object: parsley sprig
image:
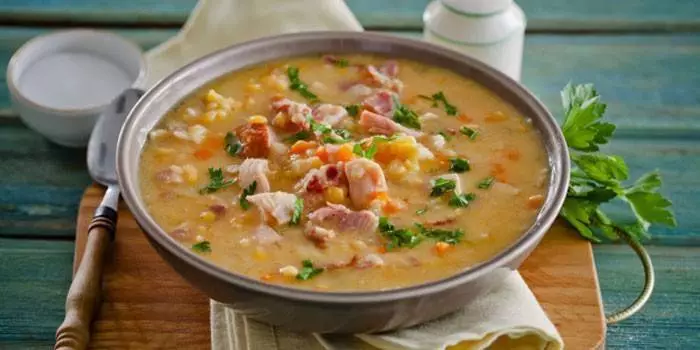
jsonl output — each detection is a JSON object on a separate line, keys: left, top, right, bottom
{"left": 379, "top": 217, "right": 464, "bottom": 250}
{"left": 200, "top": 168, "right": 236, "bottom": 194}
{"left": 290, "top": 198, "right": 304, "bottom": 225}
{"left": 239, "top": 181, "right": 257, "bottom": 210}
{"left": 287, "top": 66, "right": 319, "bottom": 103}
{"left": 558, "top": 83, "right": 676, "bottom": 242}
{"left": 191, "top": 240, "right": 212, "bottom": 253}
{"left": 419, "top": 91, "right": 458, "bottom": 116}
{"left": 296, "top": 260, "right": 324, "bottom": 280}
{"left": 224, "top": 132, "right": 242, "bottom": 156}
{"left": 392, "top": 95, "right": 422, "bottom": 130}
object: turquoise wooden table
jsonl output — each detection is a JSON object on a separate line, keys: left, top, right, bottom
{"left": 1, "top": 1, "right": 699, "bottom": 348}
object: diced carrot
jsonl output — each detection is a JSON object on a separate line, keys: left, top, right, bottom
{"left": 335, "top": 144, "right": 355, "bottom": 162}
{"left": 290, "top": 140, "right": 318, "bottom": 154}
{"left": 316, "top": 146, "right": 330, "bottom": 163}
{"left": 458, "top": 113, "right": 473, "bottom": 123}
{"left": 527, "top": 194, "right": 545, "bottom": 210}
{"left": 485, "top": 111, "right": 508, "bottom": 123}
{"left": 194, "top": 148, "right": 213, "bottom": 160}
{"left": 382, "top": 199, "right": 403, "bottom": 214}
{"left": 260, "top": 273, "right": 273, "bottom": 281}
{"left": 491, "top": 163, "right": 508, "bottom": 183}
{"left": 435, "top": 242, "right": 451, "bottom": 256}
{"left": 502, "top": 148, "right": 521, "bottom": 161}
{"left": 377, "top": 246, "right": 387, "bottom": 254}
{"left": 202, "top": 135, "right": 224, "bottom": 150}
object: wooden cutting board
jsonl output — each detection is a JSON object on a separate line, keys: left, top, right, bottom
{"left": 73, "top": 185, "right": 606, "bottom": 349}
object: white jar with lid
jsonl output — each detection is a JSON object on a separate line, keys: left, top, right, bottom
{"left": 423, "top": 0, "right": 526, "bottom": 81}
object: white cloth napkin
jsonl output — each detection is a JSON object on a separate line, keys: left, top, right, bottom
{"left": 144, "top": 0, "right": 563, "bottom": 348}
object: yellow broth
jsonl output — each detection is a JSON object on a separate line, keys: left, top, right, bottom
{"left": 139, "top": 55, "right": 549, "bottom": 291}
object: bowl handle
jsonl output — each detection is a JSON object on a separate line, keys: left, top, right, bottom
{"left": 605, "top": 229, "right": 655, "bottom": 324}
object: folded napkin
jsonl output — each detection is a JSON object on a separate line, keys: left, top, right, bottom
{"left": 144, "top": 0, "right": 563, "bottom": 348}
{"left": 211, "top": 270, "right": 562, "bottom": 350}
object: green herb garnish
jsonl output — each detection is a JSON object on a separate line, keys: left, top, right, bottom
{"left": 345, "top": 104, "right": 361, "bottom": 117}
{"left": 290, "top": 198, "right": 304, "bottom": 225}
{"left": 477, "top": 176, "right": 495, "bottom": 189}
{"left": 224, "top": 132, "right": 242, "bottom": 156}
{"left": 192, "top": 241, "right": 212, "bottom": 253}
{"left": 287, "top": 66, "right": 319, "bottom": 103}
{"left": 558, "top": 83, "right": 676, "bottom": 242}
{"left": 200, "top": 168, "right": 235, "bottom": 194}
{"left": 296, "top": 260, "right": 324, "bottom": 280}
{"left": 438, "top": 131, "right": 452, "bottom": 141}
{"left": 334, "top": 58, "right": 350, "bottom": 68}
{"left": 430, "top": 178, "right": 457, "bottom": 197}
{"left": 392, "top": 95, "right": 422, "bottom": 130}
{"left": 416, "top": 207, "right": 428, "bottom": 215}
{"left": 379, "top": 217, "right": 423, "bottom": 250}
{"left": 419, "top": 91, "right": 458, "bottom": 116}
{"left": 239, "top": 181, "right": 257, "bottom": 210}
{"left": 459, "top": 126, "right": 479, "bottom": 140}
{"left": 415, "top": 224, "right": 464, "bottom": 245}
{"left": 286, "top": 130, "right": 313, "bottom": 142}
{"left": 322, "top": 129, "right": 352, "bottom": 144}
{"left": 449, "top": 158, "right": 470, "bottom": 173}
{"left": 449, "top": 192, "right": 476, "bottom": 208}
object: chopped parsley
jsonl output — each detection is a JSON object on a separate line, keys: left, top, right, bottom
{"left": 449, "top": 158, "right": 471, "bottom": 173}
{"left": 416, "top": 207, "right": 428, "bottom": 215}
{"left": 353, "top": 142, "right": 378, "bottom": 159}
{"left": 345, "top": 104, "right": 361, "bottom": 117}
{"left": 477, "top": 176, "right": 495, "bottom": 189}
{"left": 287, "top": 66, "right": 319, "bottom": 103}
{"left": 449, "top": 192, "right": 476, "bottom": 208}
{"left": 322, "top": 129, "right": 352, "bottom": 144}
{"left": 392, "top": 95, "right": 422, "bottom": 130}
{"left": 296, "top": 260, "right": 324, "bottom": 280}
{"left": 459, "top": 126, "right": 479, "bottom": 140}
{"left": 438, "top": 131, "right": 453, "bottom": 141}
{"left": 224, "top": 132, "right": 242, "bottom": 156}
{"left": 379, "top": 217, "right": 423, "bottom": 250}
{"left": 419, "top": 91, "right": 458, "bottom": 116}
{"left": 415, "top": 224, "right": 464, "bottom": 245}
{"left": 430, "top": 178, "right": 457, "bottom": 197}
{"left": 285, "top": 130, "right": 313, "bottom": 142}
{"left": 290, "top": 198, "right": 304, "bottom": 225}
{"left": 334, "top": 58, "right": 350, "bottom": 68}
{"left": 191, "top": 241, "right": 212, "bottom": 253}
{"left": 200, "top": 168, "right": 236, "bottom": 194}
{"left": 309, "top": 118, "right": 332, "bottom": 134}
{"left": 239, "top": 181, "right": 257, "bottom": 210}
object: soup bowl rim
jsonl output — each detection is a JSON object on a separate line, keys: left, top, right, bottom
{"left": 117, "top": 31, "right": 570, "bottom": 304}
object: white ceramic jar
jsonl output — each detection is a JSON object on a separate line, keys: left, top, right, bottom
{"left": 423, "top": 0, "right": 526, "bottom": 81}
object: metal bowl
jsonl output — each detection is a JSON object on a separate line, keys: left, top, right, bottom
{"left": 117, "top": 31, "right": 569, "bottom": 333}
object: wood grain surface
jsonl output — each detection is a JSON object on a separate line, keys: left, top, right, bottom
{"left": 72, "top": 185, "right": 605, "bottom": 349}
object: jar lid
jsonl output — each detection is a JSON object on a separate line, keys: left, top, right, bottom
{"left": 441, "top": 0, "right": 513, "bottom": 16}
{"left": 7, "top": 30, "right": 145, "bottom": 113}
{"left": 424, "top": 1, "right": 525, "bottom": 45}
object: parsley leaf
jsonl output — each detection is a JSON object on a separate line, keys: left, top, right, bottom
{"left": 200, "top": 168, "right": 236, "bottom": 194}
{"left": 379, "top": 217, "right": 423, "bottom": 250}
{"left": 239, "top": 181, "right": 257, "bottom": 210}
{"left": 415, "top": 224, "right": 464, "bottom": 245}
{"left": 290, "top": 198, "right": 304, "bottom": 225}
{"left": 430, "top": 178, "right": 457, "bottom": 197}
{"left": 224, "top": 132, "right": 242, "bottom": 156}
{"left": 449, "top": 158, "right": 470, "bottom": 173}
{"left": 419, "top": 91, "right": 458, "bottom": 116}
{"left": 287, "top": 66, "right": 319, "bottom": 103}
{"left": 438, "top": 131, "right": 453, "bottom": 141}
{"left": 296, "top": 260, "right": 324, "bottom": 280}
{"left": 416, "top": 207, "right": 428, "bottom": 215}
{"left": 449, "top": 192, "right": 476, "bottom": 208}
{"left": 477, "top": 176, "right": 495, "bottom": 189}
{"left": 559, "top": 83, "right": 676, "bottom": 242}
{"left": 392, "top": 95, "right": 422, "bottom": 130}
{"left": 286, "top": 130, "right": 313, "bottom": 142}
{"left": 345, "top": 104, "right": 361, "bottom": 117}
{"left": 459, "top": 126, "right": 479, "bottom": 140}
{"left": 352, "top": 136, "right": 389, "bottom": 159}
{"left": 192, "top": 241, "right": 212, "bottom": 253}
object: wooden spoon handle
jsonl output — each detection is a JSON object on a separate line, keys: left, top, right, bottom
{"left": 55, "top": 206, "right": 117, "bottom": 350}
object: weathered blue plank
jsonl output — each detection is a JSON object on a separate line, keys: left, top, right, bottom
{"left": 0, "top": 0, "right": 698, "bottom": 31}
{"left": 0, "top": 239, "right": 72, "bottom": 345}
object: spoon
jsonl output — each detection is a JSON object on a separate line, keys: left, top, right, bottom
{"left": 54, "top": 88, "right": 144, "bottom": 350}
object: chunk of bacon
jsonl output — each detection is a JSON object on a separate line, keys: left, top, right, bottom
{"left": 271, "top": 97, "right": 311, "bottom": 131}
{"left": 358, "top": 110, "right": 423, "bottom": 138}
{"left": 362, "top": 90, "right": 396, "bottom": 116}
{"left": 238, "top": 158, "right": 270, "bottom": 193}
{"left": 304, "top": 222, "right": 336, "bottom": 248}
{"left": 235, "top": 122, "right": 274, "bottom": 158}
{"left": 295, "top": 162, "right": 346, "bottom": 194}
{"left": 363, "top": 61, "right": 403, "bottom": 92}
{"left": 246, "top": 191, "right": 298, "bottom": 225}
{"left": 312, "top": 104, "right": 348, "bottom": 127}
{"left": 344, "top": 158, "right": 389, "bottom": 209}
{"left": 308, "top": 203, "right": 379, "bottom": 233}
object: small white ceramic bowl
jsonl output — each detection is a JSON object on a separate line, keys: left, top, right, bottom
{"left": 6, "top": 30, "right": 145, "bottom": 147}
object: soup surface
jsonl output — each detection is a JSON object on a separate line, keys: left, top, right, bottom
{"left": 140, "top": 54, "right": 549, "bottom": 291}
